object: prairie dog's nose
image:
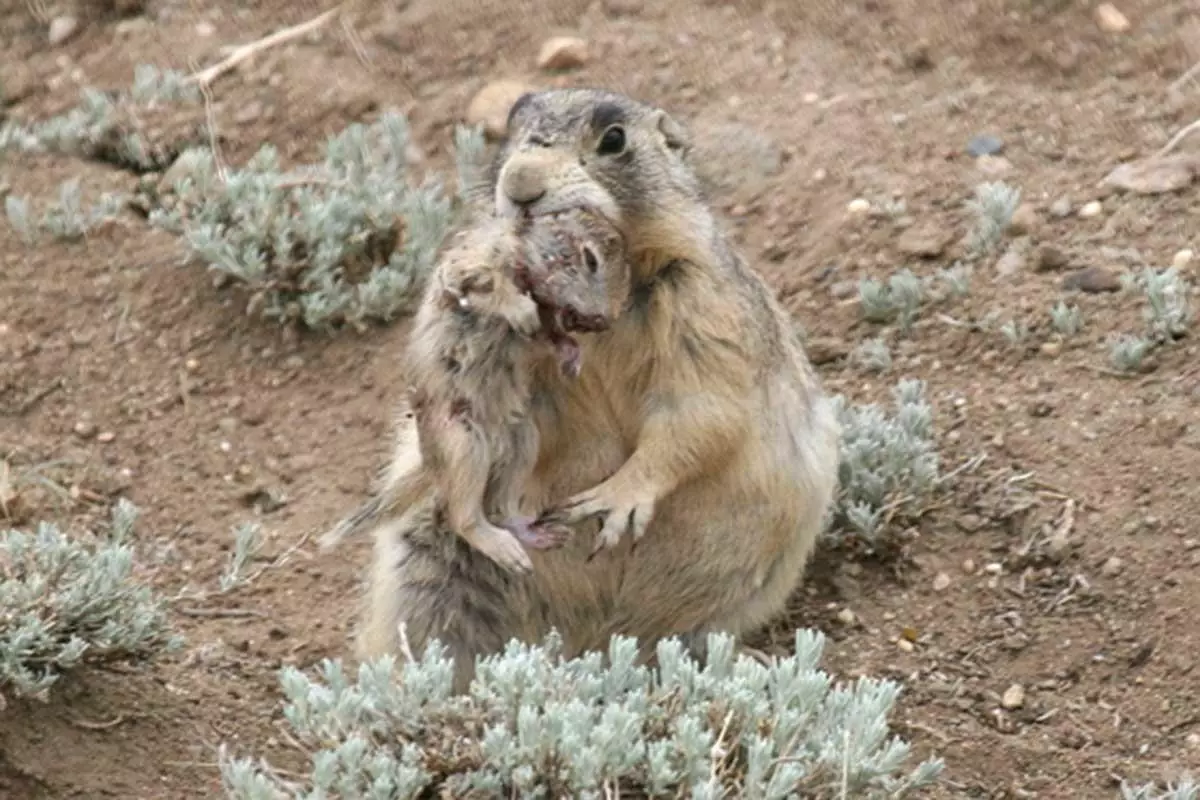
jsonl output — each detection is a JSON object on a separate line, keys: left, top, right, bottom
{"left": 499, "top": 150, "right": 555, "bottom": 206}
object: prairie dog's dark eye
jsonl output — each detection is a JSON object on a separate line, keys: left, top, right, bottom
{"left": 596, "top": 125, "right": 626, "bottom": 156}
{"left": 582, "top": 245, "right": 600, "bottom": 273}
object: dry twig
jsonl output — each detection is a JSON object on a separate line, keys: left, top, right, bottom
{"left": 186, "top": 7, "right": 342, "bottom": 89}
{"left": 1167, "top": 61, "right": 1200, "bottom": 95}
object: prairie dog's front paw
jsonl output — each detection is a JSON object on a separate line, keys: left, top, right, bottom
{"left": 538, "top": 481, "right": 658, "bottom": 560}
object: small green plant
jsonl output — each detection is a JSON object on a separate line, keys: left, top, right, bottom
{"left": 218, "top": 523, "right": 265, "bottom": 592}
{"left": 999, "top": 318, "right": 1028, "bottom": 346}
{"left": 0, "top": 500, "right": 183, "bottom": 704}
{"left": 4, "top": 179, "right": 124, "bottom": 244}
{"left": 1121, "top": 775, "right": 1198, "bottom": 800}
{"left": 854, "top": 337, "right": 893, "bottom": 373}
{"left": 219, "top": 629, "right": 943, "bottom": 798}
{"left": 826, "top": 379, "right": 939, "bottom": 546}
{"left": 1049, "top": 301, "right": 1083, "bottom": 336}
{"left": 1135, "top": 266, "right": 1192, "bottom": 341}
{"left": 1108, "top": 334, "right": 1152, "bottom": 372}
{"left": 937, "top": 262, "right": 972, "bottom": 298}
{"left": 151, "top": 113, "right": 487, "bottom": 331}
{"left": 859, "top": 268, "right": 925, "bottom": 332}
{"left": 966, "top": 180, "right": 1020, "bottom": 257}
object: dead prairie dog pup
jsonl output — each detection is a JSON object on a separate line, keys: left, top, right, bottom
{"left": 325, "top": 208, "right": 629, "bottom": 575}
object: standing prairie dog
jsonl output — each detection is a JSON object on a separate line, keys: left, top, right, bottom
{"left": 325, "top": 207, "right": 630, "bottom": 575}
{"left": 359, "top": 89, "right": 841, "bottom": 690}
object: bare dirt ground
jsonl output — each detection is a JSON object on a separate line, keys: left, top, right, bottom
{"left": 2, "top": 0, "right": 1199, "bottom": 797}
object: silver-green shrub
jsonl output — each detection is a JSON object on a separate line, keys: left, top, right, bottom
{"left": 1121, "top": 776, "right": 1198, "bottom": 800}
{"left": 0, "top": 499, "right": 183, "bottom": 704}
{"left": 5, "top": 178, "right": 125, "bottom": 244}
{"left": 965, "top": 180, "right": 1020, "bottom": 257}
{"left": 220, "top": 629, "right": 942, "bottom": 798}
{"left": 859, "top": 269, "right": 925, "bottom": 332}
{"left": 826, "top": 379, "right": 939, "bottom": 545}
{"left": 150, "top": 113, "right": 486, "bottom": 331}
{"left": 1133, "top": 266, "right": 1192, "bottom": 341}
{"left": 0, "top": 65, "right": 202, "bottom": 171}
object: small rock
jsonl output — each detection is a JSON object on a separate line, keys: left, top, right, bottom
{"left": 1095, "top": 2, "right": 1130, "bottom": 32}
{"left": 897, "top": 223, "right": 952, "bottom": 258}
{"left": 835, "top": 608, "right": 857, "bottom": 626}
{"left": 1173, "top": 249, "right": 1194, "bottom": 270}
{"left": 234, "top": 101, "right": 264, "bottom": 125}
{"left": 48, "top": 15, "right": 79, "bottom": 46}
{"left": 1078, "top": 201, "right": 1103, "bottom": 218}
{"left": 97, "top": 431, "right": 116, "bottom": 443}
{"left": 1101, "top": 556, "right": 1124, "bottom": 576}
{"left": 975, "top": 154, "right": 1012, "bottom": 176}
{"left": 1102, "top": 154, "right": 1196, "bottom": 195}
{"left": 1041, "top": 341, "right": 1062, "bottom": 357}
{"left": 1008, "top": 203, "right": 1038, "bottom": 236}
{"left": 932, "top": 572, "right": 951, "bottom": 591}
{"left": 995, "top": 246, "right": 1026, "bottom": 277}
{"left": 1063, "top": 266, "right": 1121, "bottom": 293}
{"left": 962, "top": 558, "right": 977, "bottom": 574}
{"left": 1049, "top": 197, "right": 1072, "bottom": 218}
{"left": 536, "top": 36, "right": 589, "bottom": 71}
{"left": 466, "top": 79, "right": 538, "bottom": 139}
{"left": 114, "top": 17, "right": 150, "bottom": 35}
{"left": 967, "top": 134, "right": 1004, "bottom": 157}
{"left": 846, "top": 198, "right": 871, "bottom": 214}
{"left": 830, "top": 279, "right": 857, "bottom": 299}
{"left": 897, "top": 639, "right": 914, "bottom": 653}
{"left": 73, "top": 420, "right": 96, "bottom": 439}
{"left": 1035, "top": 244, "right": 1069, "bottom": 271}
{"left": 1001, "top": 684, "right": 1026, "bottom": 710}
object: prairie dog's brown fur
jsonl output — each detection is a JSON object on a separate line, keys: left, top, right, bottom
{"left": 325, "top": 208, "right": 630, "bottom": 575}
{"left": 359, "top": 89, "right": 840, "bottom": 690}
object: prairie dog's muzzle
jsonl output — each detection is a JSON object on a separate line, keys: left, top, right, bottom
{"left": 494, "top": 149, "right": 623, "bottom": 226}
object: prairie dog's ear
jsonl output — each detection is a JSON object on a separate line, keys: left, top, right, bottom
{"left": 654, "top": 109, "right": 690, "bottom": 153}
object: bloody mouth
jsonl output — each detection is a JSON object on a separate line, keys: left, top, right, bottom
{"left": 537, "top": 303, "right": 582, "bottom": 378}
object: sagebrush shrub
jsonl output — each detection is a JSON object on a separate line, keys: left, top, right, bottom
{"left": 859, "top": 269, "right": 925, "bottom": 332}
{"left": 0, "top": 500, "right": 182, "bottom": 704}
{"left": 1121, "top": 776, "right": 1198, "bottom": 800}
{"left": 150, "top": 112, "right": 487, "bottom": 331}
{"left": 0, "top": 65, "right": 202, "bottom": 171}
{"left": 5, "top": 178, "right": 125, "bottom": 244}
{"left": 220, "top": 629, "right": 942, "bottom": 799}
{"left": 826, "top": 379, "right": 939, "bottom": 546}
{"left": 965, "top": 180, "right": 1020, "bottom": 257}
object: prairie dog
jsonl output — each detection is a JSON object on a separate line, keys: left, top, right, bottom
{"left": 325, "top": 208, "right": 630, "bottom": 576}
{"left": 359, "top": 89, "right": 841, "bottom": 690}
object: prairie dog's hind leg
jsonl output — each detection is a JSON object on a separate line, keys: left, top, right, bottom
{"left": 492, "top": 420, "right": 570, "bottom": 550}
{"left": 440, "top": 420, "right": 534, "bottom": 575}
